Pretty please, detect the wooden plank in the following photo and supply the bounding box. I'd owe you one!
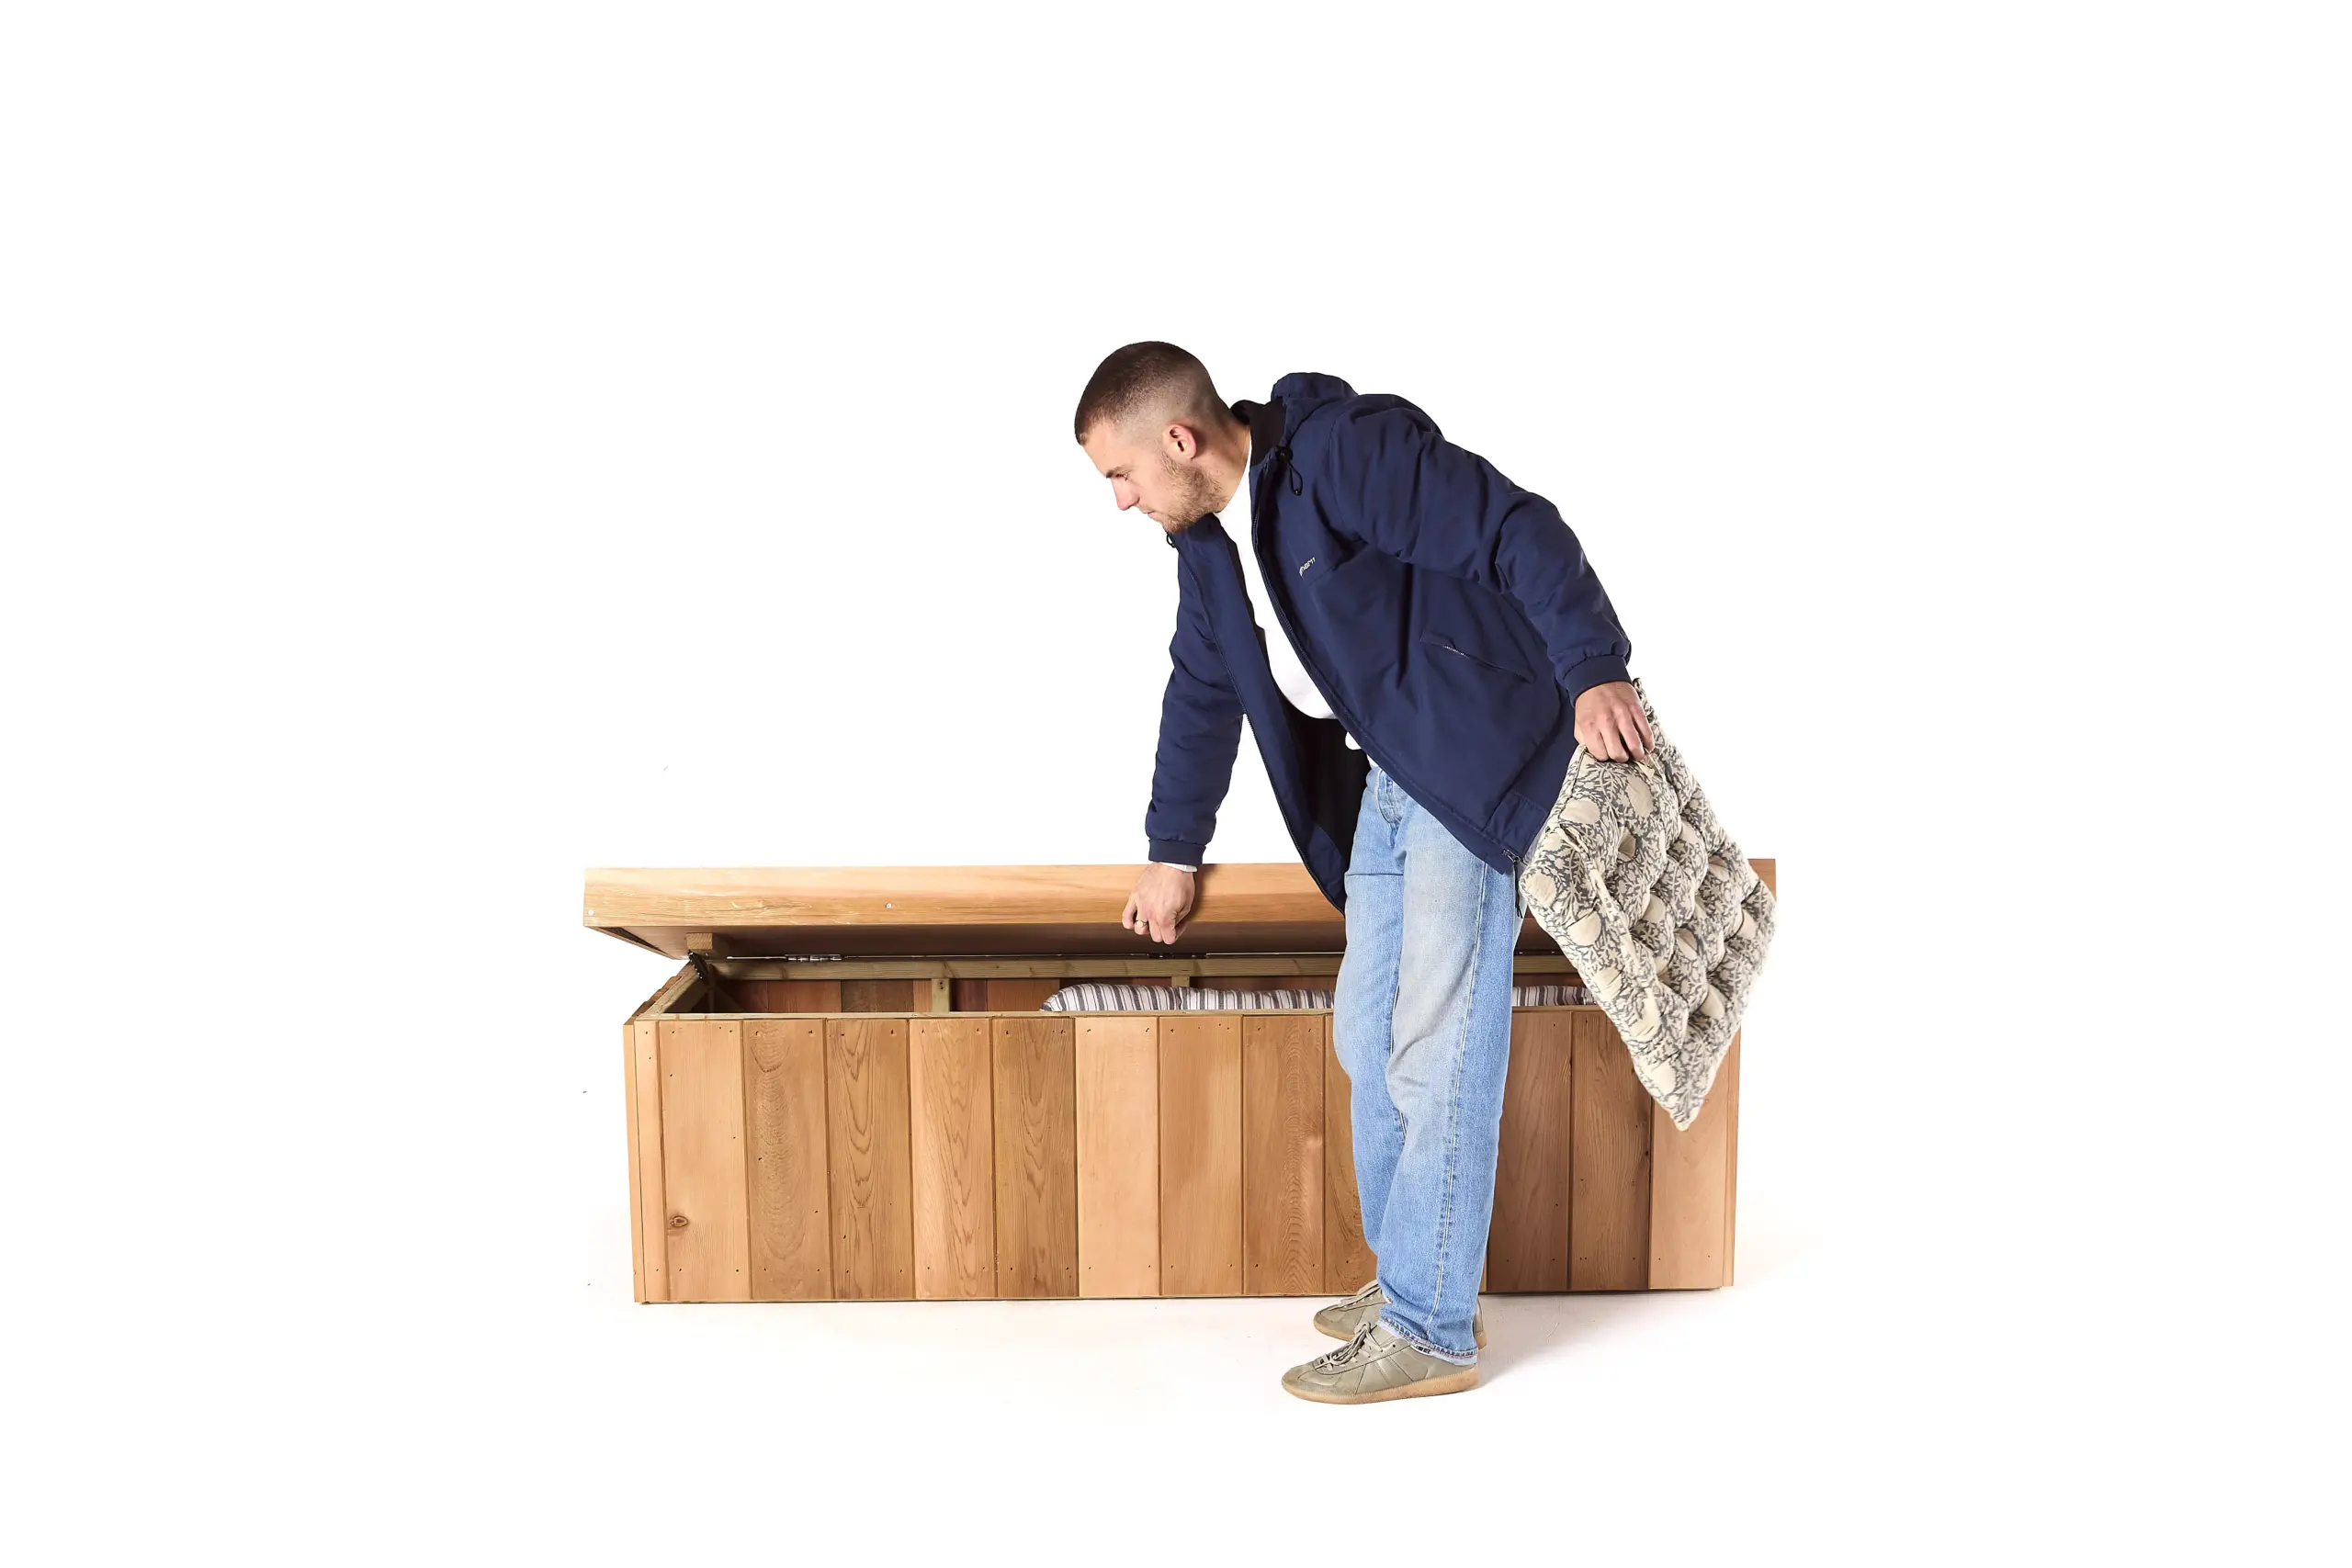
[908,1017,995,1300]
[655,1019,751,1301]
[842,978,917,1013]
[738,978,842,1013]
[1075,1017,1159,1297]
[1242,1013,1325,1295]
[624,1022,646,1302]
[1487,1010,1574,1292]
[743,1019,831,1301]
[951,978,1065,1012]
[824,1018,914,1299]
[991,1017,1079,1297]
[630,1019,667,1302]
[1158,1015,1242,1296]
[1722,1031,1742,1285]
[983,978,1062,1012]
[1569,1010,1652,1291]
[1725,860,1765,1288]
[584,863,1353,960]
[632,960,703,1018]
[1322,1016,1376,1293]
[1648,1024,1733,1289]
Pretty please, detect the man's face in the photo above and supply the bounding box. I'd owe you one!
[1081,417,1222,535]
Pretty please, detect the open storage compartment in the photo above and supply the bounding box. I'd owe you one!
[589,862,1769,1304]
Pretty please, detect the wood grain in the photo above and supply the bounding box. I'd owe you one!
[656,1019,751,1301]
[908,1018,996,1299]
[1076,1017,1160,1297]
[624,1023,646,1302]
[1649,1021,1734,1290]
[991,1016,1078,1298]
[824,1018,914,1299]
[984,979,1063,1012]
[585,863,1351,959]
[1487,1010,1574,1292]
[842,978,916,1013]
[1726,859,1768,1287]
[739,979,842,1013]
[1322,1018,1376,1292]
[1242,1014,1325,1295]
[1158,1015,1243,1295]
[630,1019,667,1302]
[1721,1031,1742,1285]
[1569,1010,1652,1291]
[743,1019,831,1300]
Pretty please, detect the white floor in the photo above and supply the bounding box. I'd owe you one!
[13,926,2308,1563]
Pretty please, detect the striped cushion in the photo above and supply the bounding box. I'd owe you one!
[1039,982,1588,1012]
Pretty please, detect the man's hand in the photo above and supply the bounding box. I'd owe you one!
[1124,864,1198,945]
[1574,681,1657,761]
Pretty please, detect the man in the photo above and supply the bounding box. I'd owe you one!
[1075,342,1653,1404]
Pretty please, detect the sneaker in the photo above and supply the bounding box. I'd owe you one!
[1313,1279,1486,1349]
[1282,1321,1479,1404]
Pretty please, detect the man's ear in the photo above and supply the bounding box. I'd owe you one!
[1162,421,1199,461]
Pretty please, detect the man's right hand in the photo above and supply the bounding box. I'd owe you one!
[1123,864,1198,945]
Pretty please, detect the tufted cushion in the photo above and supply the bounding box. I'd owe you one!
[1516,676,1775,1131]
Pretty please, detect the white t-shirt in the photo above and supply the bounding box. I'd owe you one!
[1228,429,1361,750]
[1154,433,1360,874]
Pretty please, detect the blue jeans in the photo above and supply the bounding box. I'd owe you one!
[1331,761,1524,1363]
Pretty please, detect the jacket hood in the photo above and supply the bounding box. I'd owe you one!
[1267,372,1358,426]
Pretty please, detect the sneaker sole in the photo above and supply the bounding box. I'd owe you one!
[1283,1364,1480,1404]
[1315,1314,1487,1350]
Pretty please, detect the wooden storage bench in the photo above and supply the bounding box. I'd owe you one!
[587,863,1770,1304]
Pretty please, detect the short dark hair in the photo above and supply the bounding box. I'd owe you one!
[1073,341,1225,444]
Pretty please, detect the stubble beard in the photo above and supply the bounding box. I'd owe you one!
[1157,452,1224,534]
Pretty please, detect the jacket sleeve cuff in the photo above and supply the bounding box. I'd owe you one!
[1558,652,1631,709]
[1148,839,1207,869]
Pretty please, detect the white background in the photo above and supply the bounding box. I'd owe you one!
[4,3,2344,1561]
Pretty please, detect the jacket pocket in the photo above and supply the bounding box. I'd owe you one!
[1418,628,1533,683]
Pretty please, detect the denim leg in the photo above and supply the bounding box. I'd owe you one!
[1331,765,1405,1262]
[1366,784,1521,1363]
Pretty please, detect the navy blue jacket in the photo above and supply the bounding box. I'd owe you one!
[1144,372,1634,912]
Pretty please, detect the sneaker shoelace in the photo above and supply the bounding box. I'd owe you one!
[1309,1322,1377,1371]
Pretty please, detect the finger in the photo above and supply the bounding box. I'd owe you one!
[1633,706,1657,757]
[1122,895,1139,931]
[1600,714,1629,761]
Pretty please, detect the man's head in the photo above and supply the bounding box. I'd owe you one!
[1074,341,1245,535]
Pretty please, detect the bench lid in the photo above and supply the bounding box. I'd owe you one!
[583,863,1370,960]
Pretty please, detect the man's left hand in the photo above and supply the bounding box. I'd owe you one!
[1573,681,1656,761]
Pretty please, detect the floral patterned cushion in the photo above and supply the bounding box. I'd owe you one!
[1516,676,1776,1130]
